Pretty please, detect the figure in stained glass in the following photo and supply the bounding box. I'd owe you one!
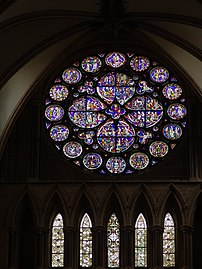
[52,213,64,267]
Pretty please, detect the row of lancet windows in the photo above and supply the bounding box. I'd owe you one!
[51,213,175,268]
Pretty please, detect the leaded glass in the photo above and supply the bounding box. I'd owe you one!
[135,213,147,267]
[80,213,92,267]
[163,213,175,267]
[107,213,120,267]
[52,213,64,267]
[44,51,187,175]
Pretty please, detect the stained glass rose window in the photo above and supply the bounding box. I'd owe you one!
[44,52,187,175]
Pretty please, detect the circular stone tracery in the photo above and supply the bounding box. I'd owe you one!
[44,52,187,175]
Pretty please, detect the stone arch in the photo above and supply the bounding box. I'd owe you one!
[42,184,69,228]
[157,184,185,225]
[99,184,126,226]
[128,184,156,226]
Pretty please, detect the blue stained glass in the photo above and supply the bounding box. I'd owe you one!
[45,51,187,175]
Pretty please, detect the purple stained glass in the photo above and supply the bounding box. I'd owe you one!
[149,141,169,157]
[167,103,187,120]
[97,120,135,153]
[45,105,64,121]
[106,157,126,174]
[63,141,82,158]
[50,125,69,141]
[129,152,149,170]
[162,83,182,100]
[150,67,169,83]
[130,56,150,71]
[62,67,82,84]
[45,51,187,175]
[105,52,126,68]
[83,153,102,170]
[163,124,182,140]
[81,56,102,73]
[49,84,69,101]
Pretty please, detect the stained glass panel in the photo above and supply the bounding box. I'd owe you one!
[44,51,187,175]
[80,213,92,267]
[52,213,64,267]
[135,213,147,267]
[107,213,120,267]
[163,213,175,267]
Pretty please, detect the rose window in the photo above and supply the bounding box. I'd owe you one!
[44,52,187,175]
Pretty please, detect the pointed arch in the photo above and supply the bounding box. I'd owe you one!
[80,213,93,267]
[51,213,64,267]
[135,213,147,267]
[107,212,120,268]
[163,212,175,267]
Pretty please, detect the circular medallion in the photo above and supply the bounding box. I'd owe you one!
[81,56,102,73]
[150,67,169,83]
[149,141,169,157]
[83,153,102,170]
[45,105,64,121]
[129,152,149,170]
[63,141,82,158]
[106,157,126,174]
[49,84,69,101]
[167,103,187,120]
[163,124,182,140]
[162,83,182,100]
[130,56,150,71]
[62,67,82,84]
[50,125,69,141]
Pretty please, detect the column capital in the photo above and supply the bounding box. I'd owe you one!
[179,225,194,233]
[149,225,164,232]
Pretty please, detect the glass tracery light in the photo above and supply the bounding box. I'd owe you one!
[52,213,64,267]
[80,213,92,267]
[107,213,120,267]
[163,213,175,267]
[135,213,147,267]
[44,52,187,175]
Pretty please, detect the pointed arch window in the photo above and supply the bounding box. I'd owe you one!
[51,213,64,267]
[135,213,147,267]
[163,213,175,267]
[80,213,93,267]
[107,213,120,267]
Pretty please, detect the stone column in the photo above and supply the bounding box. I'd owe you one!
[8,227,17,269]
[120,225,134,269]
[36,227,46,269]
[149,225,164,269]
[64,226,78,269]
[179,225,194,269]
[92,226,106,269]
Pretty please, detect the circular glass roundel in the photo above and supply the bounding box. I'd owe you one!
[44,51,187,175]
[50,125,69,141]
[63,141,82,158]
[62,68,82,84]
[150,67,169,83]
[162,83,182,100]
[83,153,102,170]
[130,56,150,71]
[106,157,126,174]
[167,103,187,120]
[81,56,102,73]
[45,105,64,121]
[149,141,169,157]
[49,84,69,101]
[129,152,149,170]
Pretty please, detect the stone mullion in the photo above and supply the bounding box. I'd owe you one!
[92,226,106,269]
[64,226,78,269]
[149,225,164,269]
[120,225,134,269]
[179,225,194,269]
